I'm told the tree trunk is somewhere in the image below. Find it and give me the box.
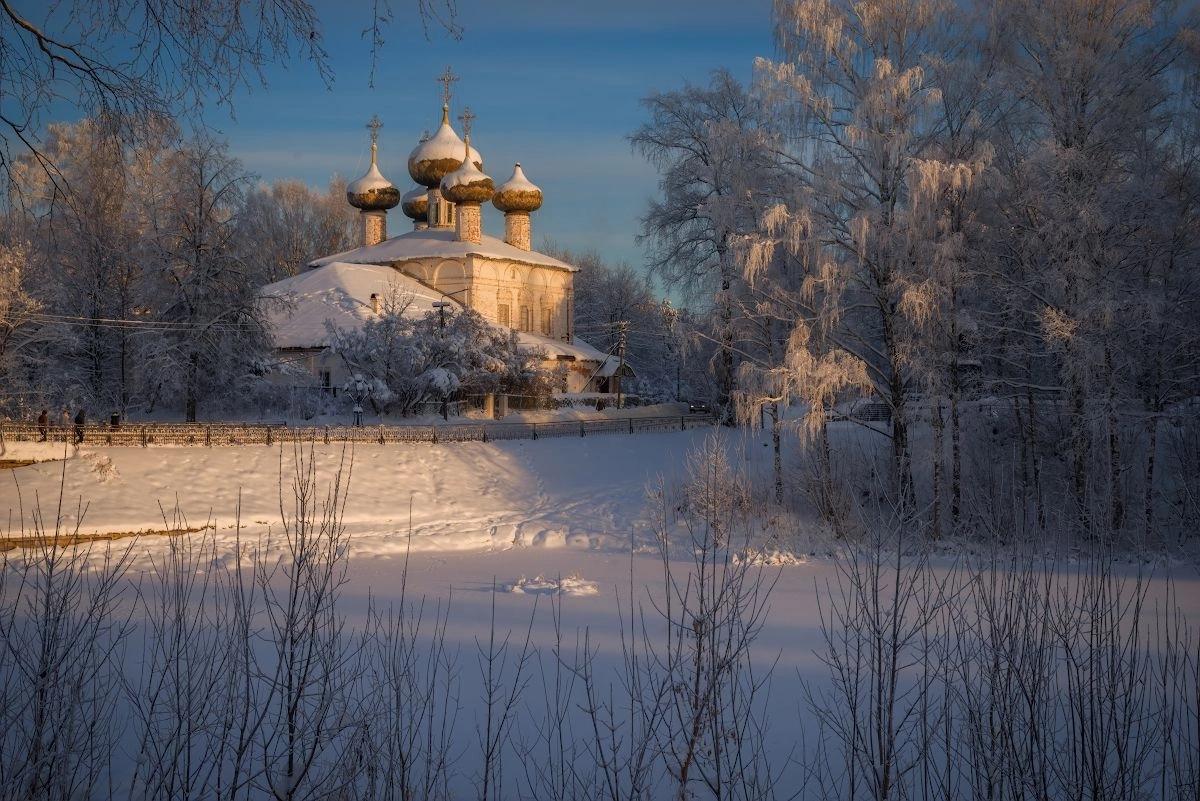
[931,398,944,539]
[1027,389,1046,530]
[1104,345,1123,533]
[950,364,962,528]
[772,402,783,505]
[1069,369,1089,533]
[1143,410,1157,544]
[716,235,735,425]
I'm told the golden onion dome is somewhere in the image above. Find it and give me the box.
[407,105,483,188]
[346,133,400,211]
[400,187,429,220]
[492,163,543,213]
[440,135,494,204]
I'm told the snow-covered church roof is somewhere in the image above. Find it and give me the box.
[261,262,617,373]
[261,262,454,349]
[308,227,577,273]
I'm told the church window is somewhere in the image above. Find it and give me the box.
[541,308,552,335]
[520,305,532,331]
[498,303,511,328]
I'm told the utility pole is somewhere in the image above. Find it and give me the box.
[616,320,629,410]
[433,300,451,420]
[662,300,680,401]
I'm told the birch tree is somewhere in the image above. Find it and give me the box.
[751,0,967,504]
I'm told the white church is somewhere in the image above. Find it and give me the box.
[261,74,626,400]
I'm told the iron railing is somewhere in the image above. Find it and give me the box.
[0,414,716,448]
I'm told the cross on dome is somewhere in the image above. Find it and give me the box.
[436,66,459,106]
[366,114,383,145]
[458,107,475,139]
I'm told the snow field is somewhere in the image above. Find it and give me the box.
[0,429,722,555]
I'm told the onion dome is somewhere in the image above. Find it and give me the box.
[492,163,543,213]
[407,105,483,188]
[440,135,494,204]
[347,136,400,211]
[400,187,429,220]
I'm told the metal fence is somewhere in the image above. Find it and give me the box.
[0,415,716,448]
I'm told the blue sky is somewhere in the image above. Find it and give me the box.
[214,0,774,272]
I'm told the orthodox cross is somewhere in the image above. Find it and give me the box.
[365,114,383,163]
[437,66,459,106]
[458,107,475,139]
[366,114,383,145]
[364,115,384,154]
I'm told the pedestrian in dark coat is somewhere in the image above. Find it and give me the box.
[37,409,48,441]
[73,408,85,445]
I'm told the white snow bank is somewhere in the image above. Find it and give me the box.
[0,440,75,463]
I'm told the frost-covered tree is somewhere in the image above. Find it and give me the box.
[745,0,971,503]
[545,244,698,402]
[239,178,357,284]
[326,294,546,416]
[632,70,778,418]
[142,135,270,421]
[0,241,39,405]
[6,116,176,412]
[983,0,1188,531]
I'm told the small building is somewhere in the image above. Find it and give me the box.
[260,82,627,396]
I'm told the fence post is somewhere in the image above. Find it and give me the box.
[379,424,385,445]
[266,427,273,446]
[431,427,438,444]
[532,423,538,440]
[141,426,148,447]
[482,427,488,443]
[580,421,586,438]
[681,415,686,431]
[629,417,634,434]
[324,426,330,445]
[205,426,211,447]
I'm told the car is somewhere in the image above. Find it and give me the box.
[687,400,711,414]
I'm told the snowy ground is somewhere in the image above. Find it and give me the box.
[4,429,1200,798]
[0,430,718,553]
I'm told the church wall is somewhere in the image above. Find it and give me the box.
[385,254,575,341]
[465,256,573,340]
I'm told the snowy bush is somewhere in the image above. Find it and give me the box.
[325,297,549,416]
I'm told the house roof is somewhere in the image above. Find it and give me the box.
[518,331,626,377]
[261,262,613,368]
[261,262,456,349]
[308,227,577,272]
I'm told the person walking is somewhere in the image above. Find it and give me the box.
[73,407,86,445]
[37,409,48,441]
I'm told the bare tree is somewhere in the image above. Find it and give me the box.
[0,468,136,801]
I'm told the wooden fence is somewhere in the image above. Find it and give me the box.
[0,415,716,448]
